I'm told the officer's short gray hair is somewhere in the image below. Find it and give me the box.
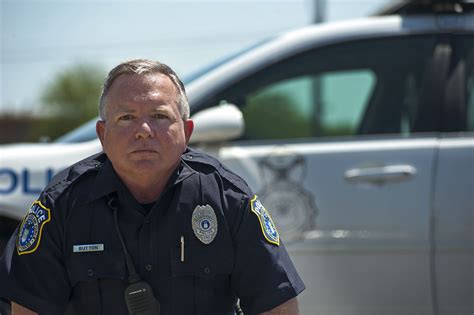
[99,59,189,121]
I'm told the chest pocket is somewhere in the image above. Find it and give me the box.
[170,244,236,315]
[66,251,127,315]
[67,251,125,284]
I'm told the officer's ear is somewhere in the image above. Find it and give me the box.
[184,119,194,144]
[96,120,106,146]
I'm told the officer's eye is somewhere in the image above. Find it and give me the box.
[118,114,134,121]
[152,113,169,120]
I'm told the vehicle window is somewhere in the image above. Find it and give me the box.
[183,37,274,84]
[465,37,474,131]
[215,36,438,141]
[242,71,375,140]
[55,118,98,143]
[468,74,474,131]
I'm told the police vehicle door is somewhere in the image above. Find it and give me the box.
[432,33,474,314]
[196,35,445,315]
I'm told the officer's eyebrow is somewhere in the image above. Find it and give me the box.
[106,107,135,121]
[151,106,173,114]
[112,106,137,114]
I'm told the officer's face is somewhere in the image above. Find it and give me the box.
[96,73,193,179]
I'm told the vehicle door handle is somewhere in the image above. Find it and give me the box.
[344,164,417,184]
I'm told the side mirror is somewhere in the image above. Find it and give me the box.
[189,103,244,144]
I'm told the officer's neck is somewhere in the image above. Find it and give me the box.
[115,167,174,204]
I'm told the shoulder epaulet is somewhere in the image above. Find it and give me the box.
[44,153,106,200]
[182,148,251,195]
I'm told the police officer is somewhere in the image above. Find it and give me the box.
[0,59,305,314]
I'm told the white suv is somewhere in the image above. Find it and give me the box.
[1,1,473,314]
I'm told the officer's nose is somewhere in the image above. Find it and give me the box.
[136,121,154,139]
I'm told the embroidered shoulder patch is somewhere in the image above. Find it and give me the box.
[250,195,280,246]
[17,200,51,255]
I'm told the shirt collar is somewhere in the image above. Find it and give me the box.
[87,158,126,202]
[87,153,197,203]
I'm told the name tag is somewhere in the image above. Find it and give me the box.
[73,244,104,253]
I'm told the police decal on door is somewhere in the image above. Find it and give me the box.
[257,150,317,242]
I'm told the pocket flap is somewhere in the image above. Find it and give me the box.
[171,245,233,278]
[67,251,126,286]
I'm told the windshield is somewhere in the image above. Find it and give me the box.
[54,118,99,143]
[55,37,273,144]
[182,37,273,84]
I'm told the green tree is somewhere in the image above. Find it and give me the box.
[41,63,105,123]
[242,92,311,140]
[36,63,105,140]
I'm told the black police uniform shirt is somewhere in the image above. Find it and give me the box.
[0,148,305,314]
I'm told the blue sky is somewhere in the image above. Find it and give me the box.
[1,0,389,114]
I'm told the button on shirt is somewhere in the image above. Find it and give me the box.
[0,149,305,315]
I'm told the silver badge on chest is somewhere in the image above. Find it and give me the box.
[192,204,218,244]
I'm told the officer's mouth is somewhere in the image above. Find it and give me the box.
[130,149,158,155]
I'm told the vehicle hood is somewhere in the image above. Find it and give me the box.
[0,140,102,167]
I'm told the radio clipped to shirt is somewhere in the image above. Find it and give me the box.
[124,279,159,315]
[107,194,160,315]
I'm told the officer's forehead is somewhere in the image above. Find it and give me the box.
[103,74,180,116]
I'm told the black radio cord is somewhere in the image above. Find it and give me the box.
[107,196,141,283]
[106,195,160,315]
